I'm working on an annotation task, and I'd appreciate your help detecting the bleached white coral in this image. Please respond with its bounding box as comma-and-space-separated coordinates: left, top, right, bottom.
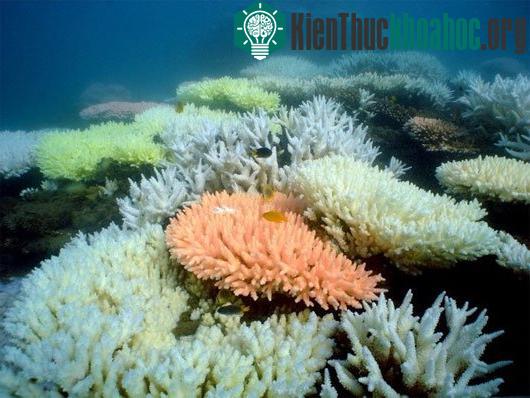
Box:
241, 55, 325, 79
0, 130, 42, 178
121, 97, 398, 229
459, 74, 530, 138
0, 223, 337, 397
326, 291, 511, 398
276, 96, 380, 166
497, 132, 530, 160
495, 231, 530, 272
436, 155, 530, 204
329, 51, 448, 81
293, 156, 499, 271
117, 166, 200, 229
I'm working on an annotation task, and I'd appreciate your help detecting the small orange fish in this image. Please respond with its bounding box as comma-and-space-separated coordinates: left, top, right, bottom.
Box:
262, 210, 287, 223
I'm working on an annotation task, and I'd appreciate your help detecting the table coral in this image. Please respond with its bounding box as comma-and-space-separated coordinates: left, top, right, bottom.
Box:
36, 122, 165, 181
293, 156, 499, 271
436, 155, 530, 204
165, 191, 383, 310
177, 76, 280, 113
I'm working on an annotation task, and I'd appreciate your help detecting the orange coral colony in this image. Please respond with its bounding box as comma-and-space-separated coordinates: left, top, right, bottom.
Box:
165, 191, 384, 310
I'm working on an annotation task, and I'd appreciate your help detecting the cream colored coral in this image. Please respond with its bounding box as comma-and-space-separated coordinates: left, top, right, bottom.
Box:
325, 291, 510, 397
436, 155, 530, 204
0, 224, 338, 397
293, 156, 499, 271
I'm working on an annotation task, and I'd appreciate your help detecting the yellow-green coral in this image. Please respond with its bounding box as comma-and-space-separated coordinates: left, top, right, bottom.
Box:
177, 77, 280, 113
36, 122, 165, 181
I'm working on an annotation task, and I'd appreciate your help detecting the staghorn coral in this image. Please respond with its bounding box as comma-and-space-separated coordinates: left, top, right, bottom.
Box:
117, 166, 201, 229
292, 156, 499, 271
120, 97, 399, 229
35, 122, 165, 181
0, 223, 338, 397
324, 291, 510, 398
458, 74, 530, 139
329, 51, 448, 81
497, 132, 530, 160
165, 191, 384, 310
404, 116, 478, 153
241, 55, 325, 79
436, 155, 530, 204
0, 130, 43, 178
79, 101, 161, 122
177, 76, 280, 113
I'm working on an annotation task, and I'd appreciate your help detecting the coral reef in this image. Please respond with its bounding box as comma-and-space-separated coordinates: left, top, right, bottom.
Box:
436, 155, 530, 204
79, 101, 161, 122
0, 130, 43, 178
241, 55, 324, 79
404, 116, 478, 153
253, 73, 453, 109
165, 191, 384, 309
329, 51, 448, 81
177, 77, 281, 113
36, 122, 165, 181
120, 96, 398, 229
293, 156, 499, 271
458, 74, 530, 139
0, 223, 338, 397
324, 291, 510, 397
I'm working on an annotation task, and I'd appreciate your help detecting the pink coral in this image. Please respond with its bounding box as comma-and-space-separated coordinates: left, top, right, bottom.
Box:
165, 191, 383, 310
79, 101, 161, 122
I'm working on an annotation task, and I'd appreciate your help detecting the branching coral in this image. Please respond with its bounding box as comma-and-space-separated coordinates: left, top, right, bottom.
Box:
329, 51, 448, 81
324, 291, 511, 398
0, 130, 43, 178
35, 122, 165, 181
177, 77, 281, 113
117, 166, 202, 229
0, 223, 188, 396
497, 132, 530, 160
0, 223, 338, 397
120, 97, 398, 229
458, 74, 530, 139
495, 232, 530, 272
165, 191, 384, 310
293, 156, 499, 271
436, 155, 530, 204
404, 116, 477, 153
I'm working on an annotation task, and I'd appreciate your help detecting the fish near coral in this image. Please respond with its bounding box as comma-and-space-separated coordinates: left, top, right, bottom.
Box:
165, 191, 384, 310
251, 147, 273, 158
216, 304, 250, 316
262, 210, 287, 223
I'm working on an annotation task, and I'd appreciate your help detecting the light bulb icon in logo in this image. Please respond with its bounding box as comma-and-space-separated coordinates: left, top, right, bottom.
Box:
236, 3, 283, 60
